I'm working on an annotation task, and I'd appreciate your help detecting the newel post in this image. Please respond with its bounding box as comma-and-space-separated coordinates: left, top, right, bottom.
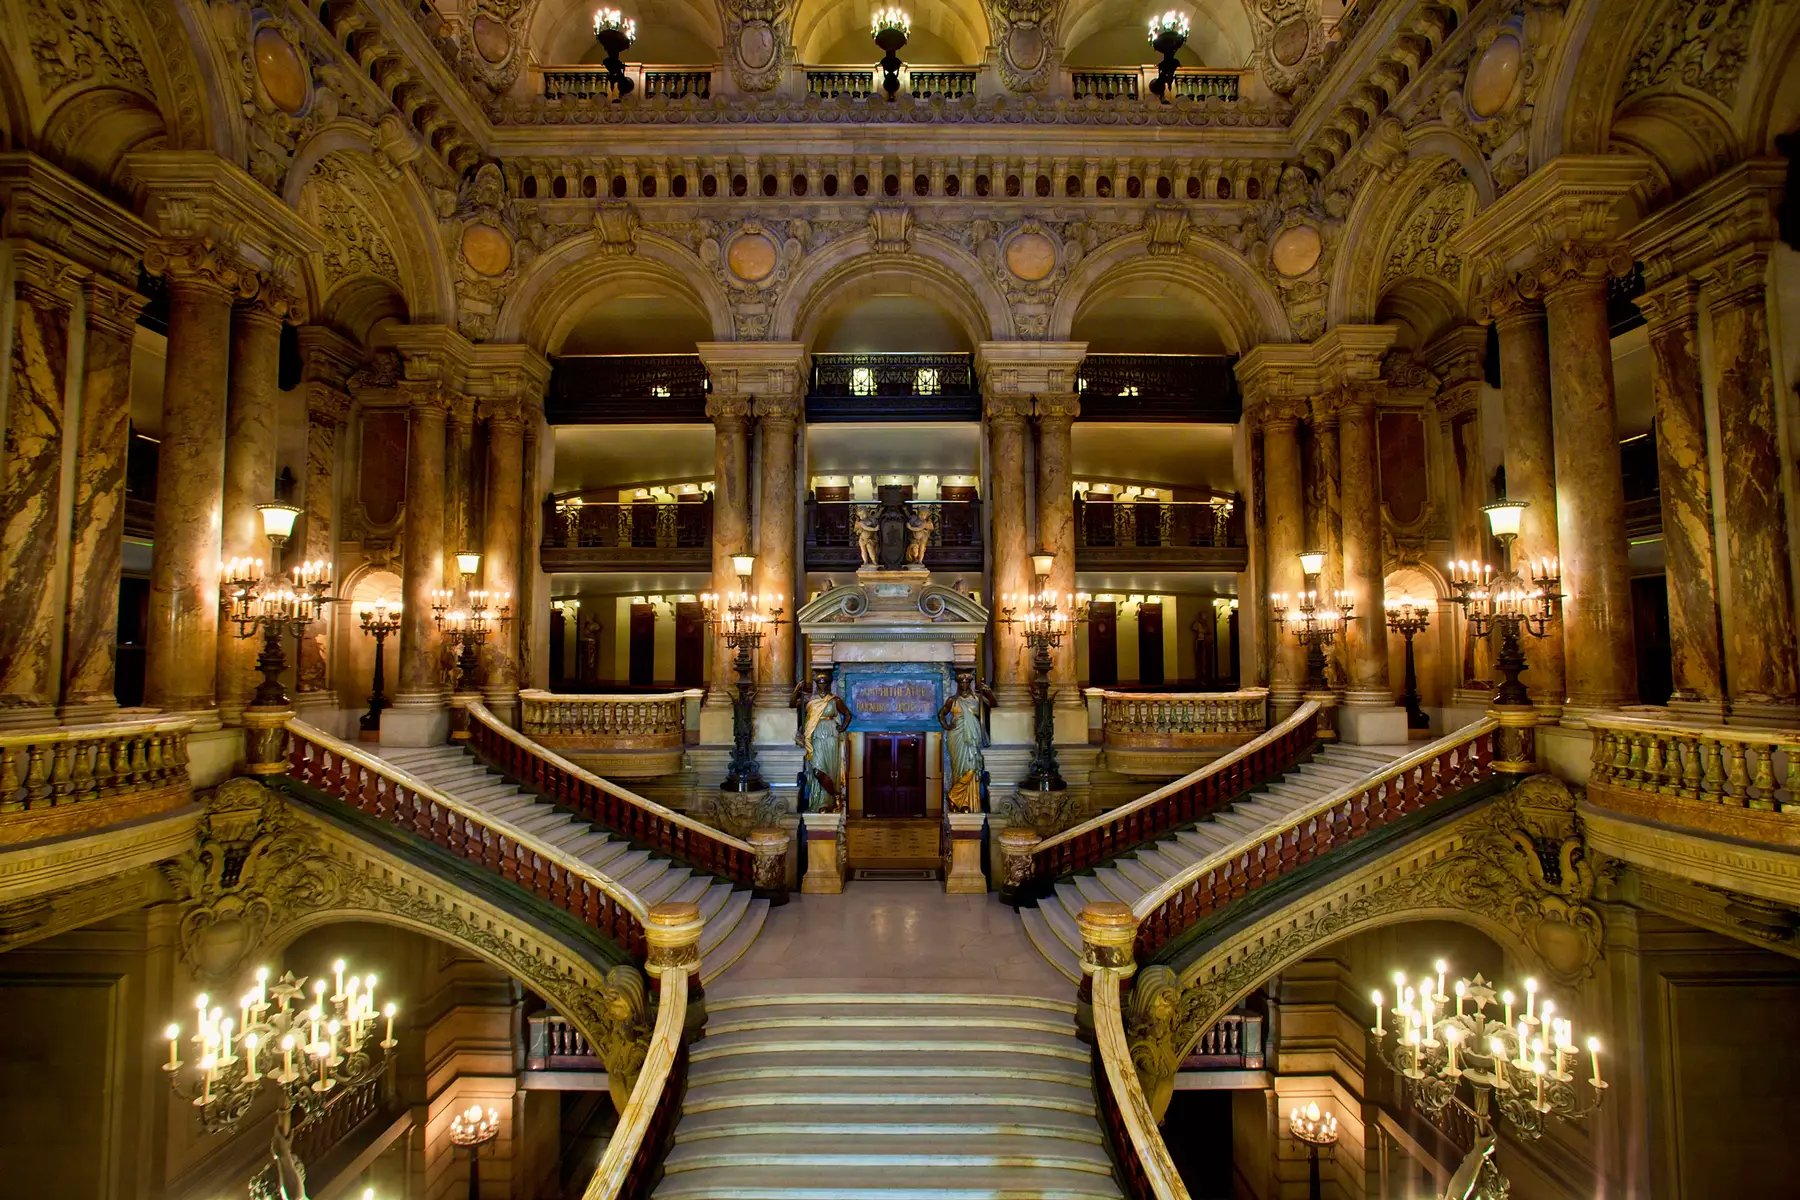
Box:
1075, 899, 1139, 1044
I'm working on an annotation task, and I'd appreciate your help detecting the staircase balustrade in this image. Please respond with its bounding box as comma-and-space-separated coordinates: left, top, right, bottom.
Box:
1092, 969, 1189, 1200
0, 715, 195, 843
518, 689, 694, 762
527, 1012, 597, 1070
1016, 702, 1320, 896
466, 700, 768, 889
283, 720, 650, 961
583, 966, 691, 1200
1132, 720, 1499, 959
1101, 689, 1269, 748
1585, 715, 1799, 843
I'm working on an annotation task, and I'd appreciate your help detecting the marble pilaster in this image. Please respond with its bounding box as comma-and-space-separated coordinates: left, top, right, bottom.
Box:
1034, 393, 1081, 714
60, 275, 147, 719
1305, 403, 1344, 688
1258, 406, 1309, 714
444, 393, 475, 570
480, 399, 527, 714
1634, 278, 1724, 716
754, 392, 801, 703
216, 299, 287, 726
1698, 245, 1798, 722
293, 326, 360, 700
0, 243, 79, 728
1425, 327, 1495, 697
396, 386, 450, 706
985, 393, 1033, 712
1336, 387, 1392, 705
704, 392, 753, 709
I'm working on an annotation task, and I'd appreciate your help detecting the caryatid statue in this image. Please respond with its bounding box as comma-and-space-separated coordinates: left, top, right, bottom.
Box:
792, 667, 852, 812
937, 668, 995, 813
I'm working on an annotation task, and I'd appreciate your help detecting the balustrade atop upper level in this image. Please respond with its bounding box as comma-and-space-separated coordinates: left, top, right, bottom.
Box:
1090, 688, 1271, 777
517, 688, 700, 779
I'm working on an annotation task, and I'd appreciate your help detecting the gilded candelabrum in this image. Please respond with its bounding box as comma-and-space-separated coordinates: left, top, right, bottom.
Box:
1288, 1102, 1338, 1200
702, 553, 786, 794
1270, 550, 1353, 692
593, 8, 636, 96
1448, 500, 1562, 708
224, 503, 332, 709
163, 960, 399, 1192
998, 552, 1089, 792
1385, 594, 1432, 730
449, 1103, 500, 1200
1370, 961, 1606, 1196
432, 552, 512, 692
356, 598, 402, 736
872, 7, 910, 100
1148, 10, 1190, 101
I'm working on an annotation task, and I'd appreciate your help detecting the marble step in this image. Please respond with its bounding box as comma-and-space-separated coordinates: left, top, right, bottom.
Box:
704, 1004, 1076, 1038
700, 896, 768, 982
688, 1051, 1091, 1088
650, 1164, 1126, 1199
705, 991, 1074, 1016
694, 1022, 1087, 1061
660, 1132, 1116, 1175
672, 1105, 1106, 1143
680, 1076, 1097, 1116
1019, 906, 1081, 984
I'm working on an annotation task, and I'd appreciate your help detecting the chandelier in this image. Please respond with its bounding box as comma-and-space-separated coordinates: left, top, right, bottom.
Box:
432, 552, 512, 691
592, 8, 636, 96
1148, 10, 1191, 102
1371, 961, 1604, 1195
224, 502, 332, 709
871, 7, 911, 100
998, 552, 1090, 792
1270, 550, 1353, 691
701, 553, 787, 793
1448, 499, 1562, 707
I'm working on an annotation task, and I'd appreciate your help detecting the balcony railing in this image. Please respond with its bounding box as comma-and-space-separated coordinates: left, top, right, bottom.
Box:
806, 352, 980, 422
1101, 689, 1269, 750
541, 64, 717, 101
0, 716, 195, 844
1076, 354, 1242, 421
517, 688, 697, 778
1180, 1010, 1265, 1071
548, 354, 710, 424
1074, 495, 1247, 571
1068, 67, 1242, 103
805, 68, 874, 99
527, 1010, 599, 1071
804, 498, 983, 571
1584, 714, 1799, 845
540, 494, 712, 572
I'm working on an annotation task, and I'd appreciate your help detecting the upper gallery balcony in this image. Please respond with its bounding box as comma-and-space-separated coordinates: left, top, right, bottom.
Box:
541, 489, 713, 572
1075, 354, 1242, 422
806, 352, 980, 422
547, 354, 710, 425
1074, 488, 1247, 572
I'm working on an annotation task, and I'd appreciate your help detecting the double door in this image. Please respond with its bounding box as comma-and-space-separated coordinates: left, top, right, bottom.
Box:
863, 733, 926, 817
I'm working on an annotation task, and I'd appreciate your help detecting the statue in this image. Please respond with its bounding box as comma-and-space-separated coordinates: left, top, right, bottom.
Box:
792, 667, 852, 812
937, 668, 995, 813
905, 505, 937, 565
854, 505, 880, 566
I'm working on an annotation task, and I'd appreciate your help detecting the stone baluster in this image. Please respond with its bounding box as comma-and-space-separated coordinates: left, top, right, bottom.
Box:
702, 392, 751, 708
60, 276, 149, 721
293, 327, 360, 707
1696, 244, 1798, 726
1634, 277, 1725, 718
0, 244, 80, 729
1035, 391, 1083, 726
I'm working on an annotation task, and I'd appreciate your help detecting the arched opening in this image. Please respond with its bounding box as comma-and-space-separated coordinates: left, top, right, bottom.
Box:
528, 0, 722, 65
1060, 0, 1253, 67
792, 0, 988, 63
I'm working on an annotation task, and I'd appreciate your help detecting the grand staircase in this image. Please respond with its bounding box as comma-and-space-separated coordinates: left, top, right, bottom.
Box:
1022, 741, 1402, 981
375, 743, 769, 980
651, 986, 1123, 1200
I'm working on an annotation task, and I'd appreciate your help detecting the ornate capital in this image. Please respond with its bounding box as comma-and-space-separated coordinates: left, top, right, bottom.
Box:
82, 274, 148, 340
296, 325, 362, 389
401, 380, 450, 416
144, 235, 259, 300
1034, 393, 1080, 423
705, 393, 754, 426
1694, 241, 1771, 315
11, 241, 85, 311
478, 394, 527, 429
1633, 275, 1702, 337
1527, 238, 1634, 297
753, 392, 801, 424
1474, 266, 1544, 325
243, 272, 307, 325
983, 393, 1034, 423
304, 381, 352, 425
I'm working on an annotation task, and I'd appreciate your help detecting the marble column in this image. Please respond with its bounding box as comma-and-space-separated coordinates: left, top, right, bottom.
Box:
705, 394, 752, 708
0, 244, 77, 728
1260, 405, 1308, 713
216, 300, 285, 725
1542, 262, 1637, 714
1306, 404, 1344, 688
1492, 293, 1566, 713
985, 395, 1033, 709
145, 249, 247, 723
1337, 388, 1392, 706
1635, 277, 1724, 717
480, 400, 526, 716
1700, 246, 1798, 722
753, 395, 800, 704
1034, 394, 1080, 710
396, 387, 449, 706
60, 276, 147, 720
445, 396, 475, 567
519, 417, 544, 691
296, 382, 350, 699
1426, 327, 1495, 701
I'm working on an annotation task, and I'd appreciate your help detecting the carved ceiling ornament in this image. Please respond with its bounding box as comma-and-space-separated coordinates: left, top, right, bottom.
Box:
439, 161, 557, 340
987, 0, 1060, 93
960, 216, 1078, 338
1619, 0, 1755, 105
303, 159, 404, 291
1249, 0, 1322, 96
22, 0, 154, 99
698, 215, 810, 338
446, 1, 531, 99
1123, 773, 1605, 1121
723, 0, 795, 92
1380, 162, 1475, 291
1223, 164, 1344, 340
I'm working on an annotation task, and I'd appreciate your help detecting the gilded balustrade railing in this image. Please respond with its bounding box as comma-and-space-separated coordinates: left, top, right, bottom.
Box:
527, 1011, 597, 1070
1101, 689, 1268, 748
1584, 714, 1799, 845
519, 689, 694, 753
0, 716, 195, 843
1091, 965, 1189, 1200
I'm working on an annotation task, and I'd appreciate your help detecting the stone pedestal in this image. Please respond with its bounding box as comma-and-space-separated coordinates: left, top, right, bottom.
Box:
1303, 690, 1340, 742
995, 826, 1038, 902
1338, 704, 1409, 747
801, 810, 845, 895
749, 826, 791, 905
1489, 704, 1540, 774
243, 706, 295, 775
944, 811, 988, 894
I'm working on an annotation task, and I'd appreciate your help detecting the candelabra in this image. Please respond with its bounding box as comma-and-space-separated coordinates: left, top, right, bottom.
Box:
999, 552, 1089, 792
872, 7, 910, 100
1288, 1102, 1338, 1200
356, 599, 402, 737
593, 8, 635, 96
1384, 595, 1432, 730
449, 1103, 500, 1200
163, 959, 399, 1193
224, 503, 333, 709
701, 553, 786, 794
1148, 10, 1190, 101
1270, 550, 1353, 692
1448, 500, 1562, 708
432, 552, 512, 692
1370, 960, 1606, 1197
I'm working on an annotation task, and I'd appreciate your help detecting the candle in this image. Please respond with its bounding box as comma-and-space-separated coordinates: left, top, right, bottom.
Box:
334, 960, 346, 1001
1588, 1037, 1603, 1087
166, 1024, 180, 1070
200, 1055, 215, 1106
1533, 1060, 1545, 1108
1454, 980, 1466, 1017
1409, 1029, 1422, 1072
309, 1005, 321, 1051
383, 1002, 396, 1046
240, 996, 250, 1038
1445, 1028, 1460, 1076
220, 1017, 234, 1061
1503, 990, 1514, 1026
1372, 989, 1384, 1035
256, 966, 269, 1009
244, 1033, 260, 1082
1524, 977, 1537, 1021
1516, 1020, 1529, 1067
282, 1035, 296, 1080
1435, 960, 1447, 1000
327, 1019, 340, 1062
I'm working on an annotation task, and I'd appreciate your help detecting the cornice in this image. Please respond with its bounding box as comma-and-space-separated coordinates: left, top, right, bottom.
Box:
123, 152, 327, 269
385, 322, 478, 385
464, 341, 553, 398
975, 340, 1087, 396
695, 341, 809, 398
1580, 800, 1800, 911
0, 153, 153, 284
1314, 324, 1399, 383
1449, 154, 1656, 276
0, 806, 198, 905
1626, 160, 1785, 289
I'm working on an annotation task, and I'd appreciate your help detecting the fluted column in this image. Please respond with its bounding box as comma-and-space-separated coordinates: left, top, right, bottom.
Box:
143, 242, 253, 724
1260, 406, 1308, 714
705, 394, 752, 708
1488, 289, 1566, 714
396, 387, 449, 707
985, 396, 1033, 709
1542, 253, 1637, 715
1034, 393, 1080, 710
1699, 245, 1797, 723
754, 393, 800, 703
480, 399, 527, 717
217, 297, 288, 725
1635, 277, 1725, 717
60, 276, 148, 720
1337, 386, 1392, 707
0, 244, 78, 728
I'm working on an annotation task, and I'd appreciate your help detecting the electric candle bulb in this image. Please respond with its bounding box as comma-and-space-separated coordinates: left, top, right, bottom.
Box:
1502, 990, 1514, 1026
256, 966, 268, 1008
166, 1024, 181, 1070
1372, 989, 1384, 1034
1588, 1037, 1604, 1087
1524, 977, 1537, 1020
244, 1033, 260, 1081
1454, 979, 1466, 1017
1435, 960, 1447, 999
282, 1034, 296, 1079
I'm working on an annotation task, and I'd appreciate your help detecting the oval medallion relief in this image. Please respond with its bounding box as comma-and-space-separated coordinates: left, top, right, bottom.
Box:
1271, 18, 1311, 67
1466, 33, 1524, 118
738, 20, 776, 70
1270, 224, 1323, 277
727, 232, 779, 282
1006, 26, 1044, 73
461, 222, 512, 277
253, 27, 310, 115
472, 15, 512, 64
1004, 232, 1057, 282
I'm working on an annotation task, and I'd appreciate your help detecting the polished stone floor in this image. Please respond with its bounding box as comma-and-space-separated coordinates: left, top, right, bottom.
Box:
714, 881, 1072, 999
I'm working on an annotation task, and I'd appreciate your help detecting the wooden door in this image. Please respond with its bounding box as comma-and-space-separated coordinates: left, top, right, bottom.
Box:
549, 608, 567, 689
1138, 602, 1164, 685
1089, 600, 1118, 687
628, 602, 656, 686
864, 734, 926, 817
674, 600, 704, 687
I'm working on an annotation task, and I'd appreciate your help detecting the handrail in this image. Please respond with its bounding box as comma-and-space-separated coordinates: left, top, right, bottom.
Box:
465, 700, 762, 888
0, 713, 194, 746
283, 718, 650, 957
1132, 719, 1500, 958
1092, 968, 1189, 1200
520, 688, 702, 704
1, 715, 196, 832
1023, 702, 1319, 888
582, 968, 688, 1200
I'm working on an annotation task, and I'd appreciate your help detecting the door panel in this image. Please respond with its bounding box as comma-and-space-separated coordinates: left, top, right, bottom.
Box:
628, 602, 655, 686
1138, 602, 1164, 686
674, 600, 704, 687
863, 733, 926, 817
1089, 600, 1118, 687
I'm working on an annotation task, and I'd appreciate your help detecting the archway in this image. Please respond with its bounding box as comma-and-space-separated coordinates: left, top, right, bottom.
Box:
791, 0, 988, 63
